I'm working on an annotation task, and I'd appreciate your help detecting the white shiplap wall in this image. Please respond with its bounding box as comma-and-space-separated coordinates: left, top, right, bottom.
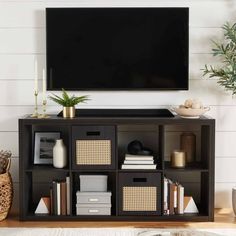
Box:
1, 0, 236, 213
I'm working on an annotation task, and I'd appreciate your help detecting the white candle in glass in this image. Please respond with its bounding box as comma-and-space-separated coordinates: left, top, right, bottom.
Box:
42, 69, 46, 100
34, 59, 38, 92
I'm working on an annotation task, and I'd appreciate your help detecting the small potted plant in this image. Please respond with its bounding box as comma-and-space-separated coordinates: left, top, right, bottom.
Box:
49, 89, 90, 118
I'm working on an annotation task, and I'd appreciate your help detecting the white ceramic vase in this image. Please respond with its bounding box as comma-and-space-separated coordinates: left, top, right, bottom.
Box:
53, 139, 67, 168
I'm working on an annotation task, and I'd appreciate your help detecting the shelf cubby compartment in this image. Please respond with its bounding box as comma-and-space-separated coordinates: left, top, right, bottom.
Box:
72, 171, 116, 216
117, 125, 163, 170
21, 124, 71, 171
163, 124, 212, 170
72, 125, 116, 170
164, 171, 211, 217
22, 170, 70, 218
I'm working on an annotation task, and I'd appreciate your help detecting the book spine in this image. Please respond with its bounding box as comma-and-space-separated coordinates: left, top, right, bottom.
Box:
121, 164, 156, 169
169, 183, 175, 215
174, 185, 178, 214
52, 181, 57, 215
124, 160, 154, 164
66, 176, 70, 215
163, 178, 168, 215
50, 187, 53, 215
61, 181, 67, 216
177, 185, 184, 214
57, 182, 61, 215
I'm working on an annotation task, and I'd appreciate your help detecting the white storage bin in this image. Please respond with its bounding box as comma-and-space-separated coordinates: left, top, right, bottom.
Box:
76, 203, 111, 215
80, 175, 108, 192
76, 191, 111, 204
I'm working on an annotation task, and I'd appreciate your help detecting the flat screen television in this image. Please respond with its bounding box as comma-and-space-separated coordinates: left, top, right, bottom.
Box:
46, 8, 189, 90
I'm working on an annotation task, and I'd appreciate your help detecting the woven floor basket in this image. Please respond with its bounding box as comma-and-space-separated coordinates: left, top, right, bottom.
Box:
0, 160, 13, 221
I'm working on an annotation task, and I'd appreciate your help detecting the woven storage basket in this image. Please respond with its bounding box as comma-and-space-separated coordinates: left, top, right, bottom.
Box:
0, 159, 13, 221
123, 186, 157, 211
76, 140, 111, 165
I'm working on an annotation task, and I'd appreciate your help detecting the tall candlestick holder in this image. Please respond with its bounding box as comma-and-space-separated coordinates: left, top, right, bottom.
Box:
31, 91, 39, 118
38, 99, 50, 118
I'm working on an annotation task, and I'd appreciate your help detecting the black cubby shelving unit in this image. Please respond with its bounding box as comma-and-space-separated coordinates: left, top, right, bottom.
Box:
19, 113, 215, 221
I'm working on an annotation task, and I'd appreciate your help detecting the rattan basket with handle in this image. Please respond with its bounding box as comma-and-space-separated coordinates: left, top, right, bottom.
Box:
0, 158, 13, 221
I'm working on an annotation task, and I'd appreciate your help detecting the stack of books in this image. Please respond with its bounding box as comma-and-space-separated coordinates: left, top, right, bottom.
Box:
50, 176, 71, 216
164, 177, 184, 215
121, 154, 156, 169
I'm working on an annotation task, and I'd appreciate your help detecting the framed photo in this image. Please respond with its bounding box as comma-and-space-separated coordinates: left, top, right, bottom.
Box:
34, 132, 61, 164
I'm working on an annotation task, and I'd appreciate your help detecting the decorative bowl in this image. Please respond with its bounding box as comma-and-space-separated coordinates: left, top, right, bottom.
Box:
171, 106, 210, 118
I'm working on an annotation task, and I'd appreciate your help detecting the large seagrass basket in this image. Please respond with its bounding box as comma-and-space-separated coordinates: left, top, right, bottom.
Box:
0, 158, 13, 221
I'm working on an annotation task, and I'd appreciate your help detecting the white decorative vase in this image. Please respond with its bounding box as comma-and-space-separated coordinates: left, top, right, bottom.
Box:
53, 139, 67, 168
232, 187, 236, 216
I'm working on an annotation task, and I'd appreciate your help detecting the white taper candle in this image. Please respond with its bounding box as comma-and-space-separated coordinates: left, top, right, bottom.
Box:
34, 59, 38, 92
43, 68, 46, 100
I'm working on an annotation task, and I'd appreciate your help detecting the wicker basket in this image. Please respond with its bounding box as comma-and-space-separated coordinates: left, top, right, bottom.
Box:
0, 158, 13, 221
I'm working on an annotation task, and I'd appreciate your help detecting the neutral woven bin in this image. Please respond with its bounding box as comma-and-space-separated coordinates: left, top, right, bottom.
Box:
0, 159, 13, 221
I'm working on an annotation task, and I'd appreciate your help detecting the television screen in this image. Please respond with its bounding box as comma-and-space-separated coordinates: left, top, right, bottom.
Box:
46, 8, 189, 90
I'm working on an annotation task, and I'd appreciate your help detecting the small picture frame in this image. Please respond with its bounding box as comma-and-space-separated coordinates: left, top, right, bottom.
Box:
34, 132, 61, 164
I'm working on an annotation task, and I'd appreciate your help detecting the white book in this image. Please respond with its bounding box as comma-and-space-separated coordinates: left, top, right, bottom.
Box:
125, 157, 154, 161
57, 182, 61, 215
177, 185, 184, 214
124, 160, 154, 164
121, 164, 156, 169
66, 176, 70, 215
164, 177, 168, 213
125, 154, 154, 159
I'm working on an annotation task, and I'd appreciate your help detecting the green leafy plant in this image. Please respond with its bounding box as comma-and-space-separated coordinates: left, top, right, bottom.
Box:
203, 22, 236, 95
49, 89, 90, 107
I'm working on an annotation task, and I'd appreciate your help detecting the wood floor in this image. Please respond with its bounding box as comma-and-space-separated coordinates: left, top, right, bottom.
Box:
0, 209, 236, 228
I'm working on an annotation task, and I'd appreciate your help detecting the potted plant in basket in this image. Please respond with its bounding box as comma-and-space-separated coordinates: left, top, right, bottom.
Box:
49, 89, 90, 118
203, 22, 236, 95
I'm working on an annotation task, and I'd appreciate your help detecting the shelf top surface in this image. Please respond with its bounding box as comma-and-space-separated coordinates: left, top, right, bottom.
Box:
20, 110, 215, 125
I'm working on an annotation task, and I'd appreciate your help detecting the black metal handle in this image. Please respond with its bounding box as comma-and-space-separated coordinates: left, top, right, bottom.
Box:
86, 131, 101, 136
133, 178, 147, 183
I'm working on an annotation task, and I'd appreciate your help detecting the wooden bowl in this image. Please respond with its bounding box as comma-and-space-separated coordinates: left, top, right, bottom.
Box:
171, 107, 210, 118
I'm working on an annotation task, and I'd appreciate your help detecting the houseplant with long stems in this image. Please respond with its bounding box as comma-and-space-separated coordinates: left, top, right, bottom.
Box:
203, 22, 236, 95
49, 89, 90, 118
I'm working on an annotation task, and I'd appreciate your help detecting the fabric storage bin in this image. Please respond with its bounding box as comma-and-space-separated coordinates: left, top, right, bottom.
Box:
76, 191, 111, 204
118, 172, 161, 215
76, 203, 111, 215
72, 126, 116, 169
80, 175, 108, 192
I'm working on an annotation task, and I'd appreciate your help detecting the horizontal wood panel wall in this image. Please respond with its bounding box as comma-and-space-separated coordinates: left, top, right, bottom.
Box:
0, 0, 236, 213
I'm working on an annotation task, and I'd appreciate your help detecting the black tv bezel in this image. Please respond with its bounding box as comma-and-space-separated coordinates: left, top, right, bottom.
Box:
46, 7, 189, 91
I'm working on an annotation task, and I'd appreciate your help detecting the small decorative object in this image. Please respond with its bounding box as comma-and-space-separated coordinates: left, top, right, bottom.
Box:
184, 196, 199, 213
127, 140, 153, 155
0, 150, 13, 221
53, 139, 67, 168
34, 132, 61, 164
203, 22, 236, 95
170, 150, 186, 168
35, 197, 50, 214
48, 89, 90, 118
232, 187, 236, 216
180, 132, 196, 163
171, 98, 210, 118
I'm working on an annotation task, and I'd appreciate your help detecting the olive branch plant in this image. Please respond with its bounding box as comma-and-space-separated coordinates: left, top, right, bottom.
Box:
203, 22, 236, 95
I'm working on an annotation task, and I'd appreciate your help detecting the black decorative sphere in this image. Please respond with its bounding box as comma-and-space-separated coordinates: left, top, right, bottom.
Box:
127, 140, 143, 155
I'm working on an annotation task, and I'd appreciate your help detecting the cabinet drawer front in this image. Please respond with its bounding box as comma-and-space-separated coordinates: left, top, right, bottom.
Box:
77, 195, 111, 204
119, 172, 162, 215
72, 125, 116, 169
76, 207, 111, 215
